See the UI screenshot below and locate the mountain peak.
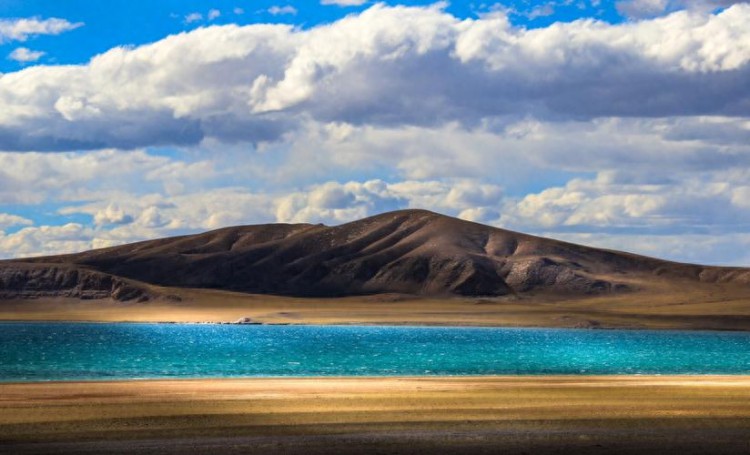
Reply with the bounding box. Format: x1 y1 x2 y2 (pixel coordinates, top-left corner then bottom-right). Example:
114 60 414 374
1 210 749 301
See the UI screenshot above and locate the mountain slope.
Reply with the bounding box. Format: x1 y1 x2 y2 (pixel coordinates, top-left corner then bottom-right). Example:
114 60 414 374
1 209 749 301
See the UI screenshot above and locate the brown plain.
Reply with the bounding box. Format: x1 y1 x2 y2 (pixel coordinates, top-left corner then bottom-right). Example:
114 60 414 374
2 376 750 454
3 278 750 330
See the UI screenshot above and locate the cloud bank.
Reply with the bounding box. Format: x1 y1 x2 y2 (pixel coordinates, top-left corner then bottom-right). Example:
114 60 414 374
0 4 749 266
0 4 749 151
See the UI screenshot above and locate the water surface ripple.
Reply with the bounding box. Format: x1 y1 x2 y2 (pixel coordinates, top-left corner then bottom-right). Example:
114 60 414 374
2 323 749 381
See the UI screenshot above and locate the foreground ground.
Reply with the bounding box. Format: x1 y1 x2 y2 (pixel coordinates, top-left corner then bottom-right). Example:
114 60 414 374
1 376 750 454
2 276 750 330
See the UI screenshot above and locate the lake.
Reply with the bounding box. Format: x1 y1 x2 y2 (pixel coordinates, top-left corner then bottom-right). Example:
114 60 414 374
1 322 750 381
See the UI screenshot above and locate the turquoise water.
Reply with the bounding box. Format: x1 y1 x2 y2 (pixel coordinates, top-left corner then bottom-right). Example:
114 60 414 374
1 323 750 381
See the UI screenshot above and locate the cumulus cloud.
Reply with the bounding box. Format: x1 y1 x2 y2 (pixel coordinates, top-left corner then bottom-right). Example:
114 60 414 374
499 169 750 237
0 4 748 267
93 204 134 226
9 169 744 265
267 5 298 15
0 17 82 43
258 116 750 190
526 4 556 19
617 0 671 17
0 148 746 265
0 223 93 259
184 13 203 24
0 149 216 204
5 192 749 265
1 4 750 151
208 9 221 20
59 187 276 245
0 214 33 231
7 47 45 63
276 180 406 224
616 0 748 18
321 0 368 5
43 178 501 252
272 179 503 225
551 232 750 266
0 115 747 263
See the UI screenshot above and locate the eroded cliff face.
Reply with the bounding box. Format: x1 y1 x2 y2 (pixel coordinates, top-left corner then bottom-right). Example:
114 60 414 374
0 264 150 301
1 210 748 300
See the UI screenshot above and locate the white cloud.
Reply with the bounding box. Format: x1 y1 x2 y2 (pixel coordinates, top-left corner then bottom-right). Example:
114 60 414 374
42 178 499 253
550 232 750 266
5 188 749 265
0 5 749 151
498 169 750 237
0 4 748 267
267 5 298 15
93 204 134 226
617 0 670 17
0 149 216 204
208 9 221 20
321 0 368 5
55 188 276 251
527 4 556 19
0 17 82 43
184 13 203 24
0 223 93 259
234 8 245 15
616 0 747 18
261 116 750 188
1 164 738 265
0 214 33 231
8 47 45 63
273 179 503 224
0 156 748 266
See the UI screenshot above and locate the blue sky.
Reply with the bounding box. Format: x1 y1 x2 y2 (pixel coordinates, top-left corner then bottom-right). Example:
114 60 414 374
0 0 749 265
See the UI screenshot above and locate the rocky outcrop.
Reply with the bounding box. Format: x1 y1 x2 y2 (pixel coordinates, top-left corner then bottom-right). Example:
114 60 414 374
502 257 624 294
0 264 150 301
0 209 747 300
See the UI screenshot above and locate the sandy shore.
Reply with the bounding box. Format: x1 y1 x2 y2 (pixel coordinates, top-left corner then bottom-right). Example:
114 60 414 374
4 277 750 331
2 376 750 454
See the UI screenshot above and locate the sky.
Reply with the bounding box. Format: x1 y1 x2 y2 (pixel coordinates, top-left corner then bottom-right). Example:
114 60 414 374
0 0 749 265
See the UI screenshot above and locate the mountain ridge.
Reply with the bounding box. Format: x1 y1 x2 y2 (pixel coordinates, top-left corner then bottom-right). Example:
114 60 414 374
1 209 749 301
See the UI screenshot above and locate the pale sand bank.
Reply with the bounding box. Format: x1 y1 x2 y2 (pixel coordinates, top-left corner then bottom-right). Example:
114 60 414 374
2 376 750 454
4 277 750 331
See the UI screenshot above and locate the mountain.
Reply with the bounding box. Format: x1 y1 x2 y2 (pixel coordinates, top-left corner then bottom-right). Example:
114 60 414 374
1 209 748 302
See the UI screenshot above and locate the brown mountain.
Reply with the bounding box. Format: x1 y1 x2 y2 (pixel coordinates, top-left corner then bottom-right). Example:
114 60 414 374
1 209 749 302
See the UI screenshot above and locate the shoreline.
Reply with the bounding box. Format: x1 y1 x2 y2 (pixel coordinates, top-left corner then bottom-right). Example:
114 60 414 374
3 284 750 332
4 318 750 334
3 373 750 386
